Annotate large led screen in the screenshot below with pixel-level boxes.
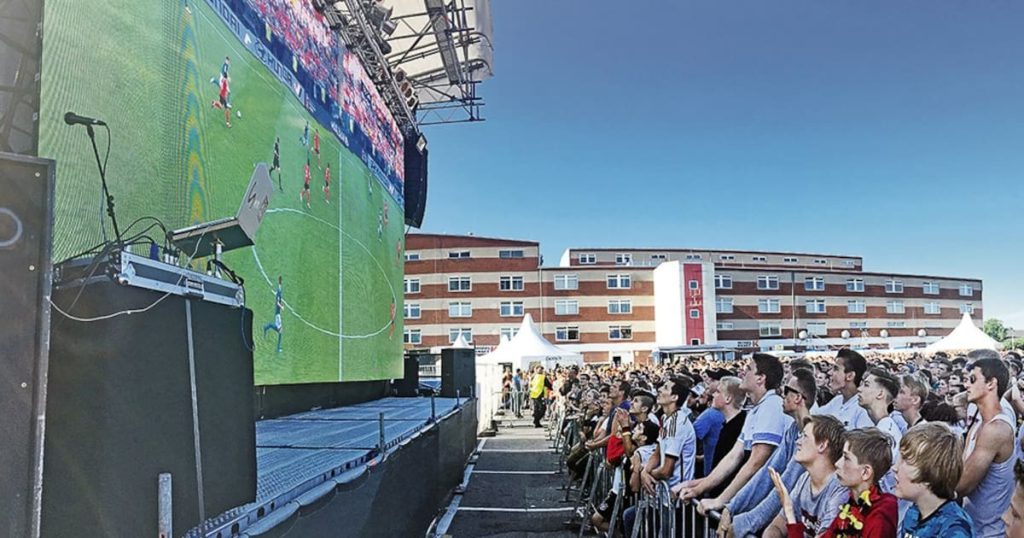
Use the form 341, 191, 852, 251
39, 0, 405, 383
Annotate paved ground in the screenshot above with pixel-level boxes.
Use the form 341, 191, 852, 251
438, 414, 579, 538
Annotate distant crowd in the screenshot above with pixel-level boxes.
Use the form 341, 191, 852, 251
248, 0, 340, 102
505, 347, 1024, 537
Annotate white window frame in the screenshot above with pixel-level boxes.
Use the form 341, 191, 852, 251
448, 328, 472, 343
715, 297, 734, 314
716, 321, 735, 330
404, 302, 421, 319
685, 253, 703, 261
805, 299, 827, 314
404, 252, 420, 261
758, 298, 781, 314
447, 250, 471, 259
923, 302, 941, 315
578, 253, 596, 265
960, 303, 974, 314
850, 321, 868, 329
499, 275, 525, 292
448, 276, 472, 292
720, 254, 736, 261
784, 257, 799, 263
759, 322, 782, 337
885, 279, 904, 293
608, 299, 632, 314
886, 300, 905, 314
959, 284, 974, 297
404, 329, 422, 345
847, 300, 866, 314
449, 301, 473, 318
554, 274, 579, 290
615, 253, 633, 266
499, 327, 519, 340
752, 256, 767, 262
714, 274, 733, 289
689, 309, 700, 319
804, 277, 825, 292
608, 325, 633, 340
806, 322, 827, 336
607, 274, 632, 289
555, 326, 580, 342
404, 278, 421, 294
498, 249, 525, 259
814, 258, 828, 265
499, 301, 525, 317
650, 253, 668, 262
554, 299, 579, 316
688, 279, 699, 290
846, 279, 865, 292
886, 321, 906, 328
757, 275, 780, 290
922, 281, 940, 295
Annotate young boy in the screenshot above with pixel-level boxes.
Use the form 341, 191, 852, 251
895, 423, 973, 537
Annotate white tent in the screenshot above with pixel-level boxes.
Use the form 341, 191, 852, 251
925, 313, 1003, 352
477, 314, 584, 372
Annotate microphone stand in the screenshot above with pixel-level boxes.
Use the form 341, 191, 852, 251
84, 123, 123, 249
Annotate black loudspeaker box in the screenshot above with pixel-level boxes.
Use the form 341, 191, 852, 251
440, 348, 475, 399
403, 137, 427, 228
395, 354, 421, 396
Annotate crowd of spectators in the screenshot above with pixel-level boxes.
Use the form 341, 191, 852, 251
512, 346, 1024, 537
247, 0, 340, 103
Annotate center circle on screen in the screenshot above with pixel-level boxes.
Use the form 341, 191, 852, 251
0, 207, 23, 250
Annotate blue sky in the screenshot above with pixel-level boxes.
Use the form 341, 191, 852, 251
417, 1, 1024, 327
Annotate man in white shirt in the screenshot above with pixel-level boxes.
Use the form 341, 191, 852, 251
858, 367, 902, 492
815, 348, 872, 430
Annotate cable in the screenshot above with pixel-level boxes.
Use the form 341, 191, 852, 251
239, 284, 253, 352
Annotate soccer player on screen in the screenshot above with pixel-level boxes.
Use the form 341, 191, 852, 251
313, 128, 321, 168
300, 120, 309, 148
388, 299, 396, 339
301, 159, 312, 209
377, 207, 384, 240
322, 164, 331, 203
382, 200, 389, 226
210, 75, 231, 128
210, 56, 230, 86
262, 275, 284, 353
271, 137, 282, 191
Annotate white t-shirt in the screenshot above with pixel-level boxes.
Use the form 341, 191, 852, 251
740, 391, 791, 451
815, 393, 873, 430
876, 415, 903, 494
659, 411, 697, 487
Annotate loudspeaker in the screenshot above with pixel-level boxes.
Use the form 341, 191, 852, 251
403, 136, 428, 228
440, 348, 475, 399
0, 153, 54, 538
43, 279, 256, 537
394, 354, 421, 396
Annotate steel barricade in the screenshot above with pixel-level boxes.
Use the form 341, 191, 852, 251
629, 481, 677, 538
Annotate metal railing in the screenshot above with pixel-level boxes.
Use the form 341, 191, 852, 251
628, 481, 719, 538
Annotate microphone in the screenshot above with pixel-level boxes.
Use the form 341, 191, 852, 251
64, 112, 107, 126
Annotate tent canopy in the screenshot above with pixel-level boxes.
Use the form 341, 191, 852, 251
477, 314, 583, 371
925, 313, 1003, 352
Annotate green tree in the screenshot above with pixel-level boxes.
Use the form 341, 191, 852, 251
984, 318, 1009, 342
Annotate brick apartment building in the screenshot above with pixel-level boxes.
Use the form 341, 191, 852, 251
402, 233, 983, 364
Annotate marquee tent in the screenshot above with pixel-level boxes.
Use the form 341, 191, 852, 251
925, 313, 1003, 352
477, 314, 584, 372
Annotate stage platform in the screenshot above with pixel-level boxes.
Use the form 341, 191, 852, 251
189, 395, 475, 537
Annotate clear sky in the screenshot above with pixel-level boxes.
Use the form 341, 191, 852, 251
417, 1, 1024, 328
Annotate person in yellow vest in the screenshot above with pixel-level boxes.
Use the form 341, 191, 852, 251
530, 365, 553, 428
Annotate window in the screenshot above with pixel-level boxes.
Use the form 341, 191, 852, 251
752, 256, 767, 262
608, 299, 632, 314
842, 260, 855, 266
885, 279, 904, 293
922, 281, 940, 295
404, 329, 422, 345
715, 297, 734, 314
806, 322, 827, 336
404, 278, 421, 294
609, 325, 633, 340
500, 327, 519, 340
846, 279, 865, 292
847, 300, 866, 314
805, 299, 827, 314
499, 301, 524, 317
404, 303, 421, 319
689, 309, 701, 319
449, 302, 472, 317
685, 253, 703, 261
886, 300, 905, 314
578, 253, 596, 265
615, 253, 633, 266
405, 252, 420, 261
607, 274, 632, 289
650, 253, 667, 262
499, 275, 524, 292
923, 302, 941, 315
849, 321, 868, 329
448, 328, 472, 343
887, 321, 906, 328
784, 257, 799, 263
959, 284, 974, 297
448, 250, 470, 259
555, 326, 579, 341
714, 275, 733, 289
688, 279, 699, 290
758, 298, 781, 313
759, 322, 782, 337
720, 254, 736, 261
814, 259, 828, 265
498, 249, 524, 259
737, 340, 755, 348
448, 276, 471, 292
716, 321, 735, 330
804, 277, 825, 291
554, 299, 579, 316
757, 275, 780, 290
554, 274, 579, 290
961, 303, 974, 314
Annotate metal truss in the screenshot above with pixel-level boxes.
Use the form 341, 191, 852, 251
0, 0, 44, 155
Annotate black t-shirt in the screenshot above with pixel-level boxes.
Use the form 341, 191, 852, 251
708, 410, 748, 498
